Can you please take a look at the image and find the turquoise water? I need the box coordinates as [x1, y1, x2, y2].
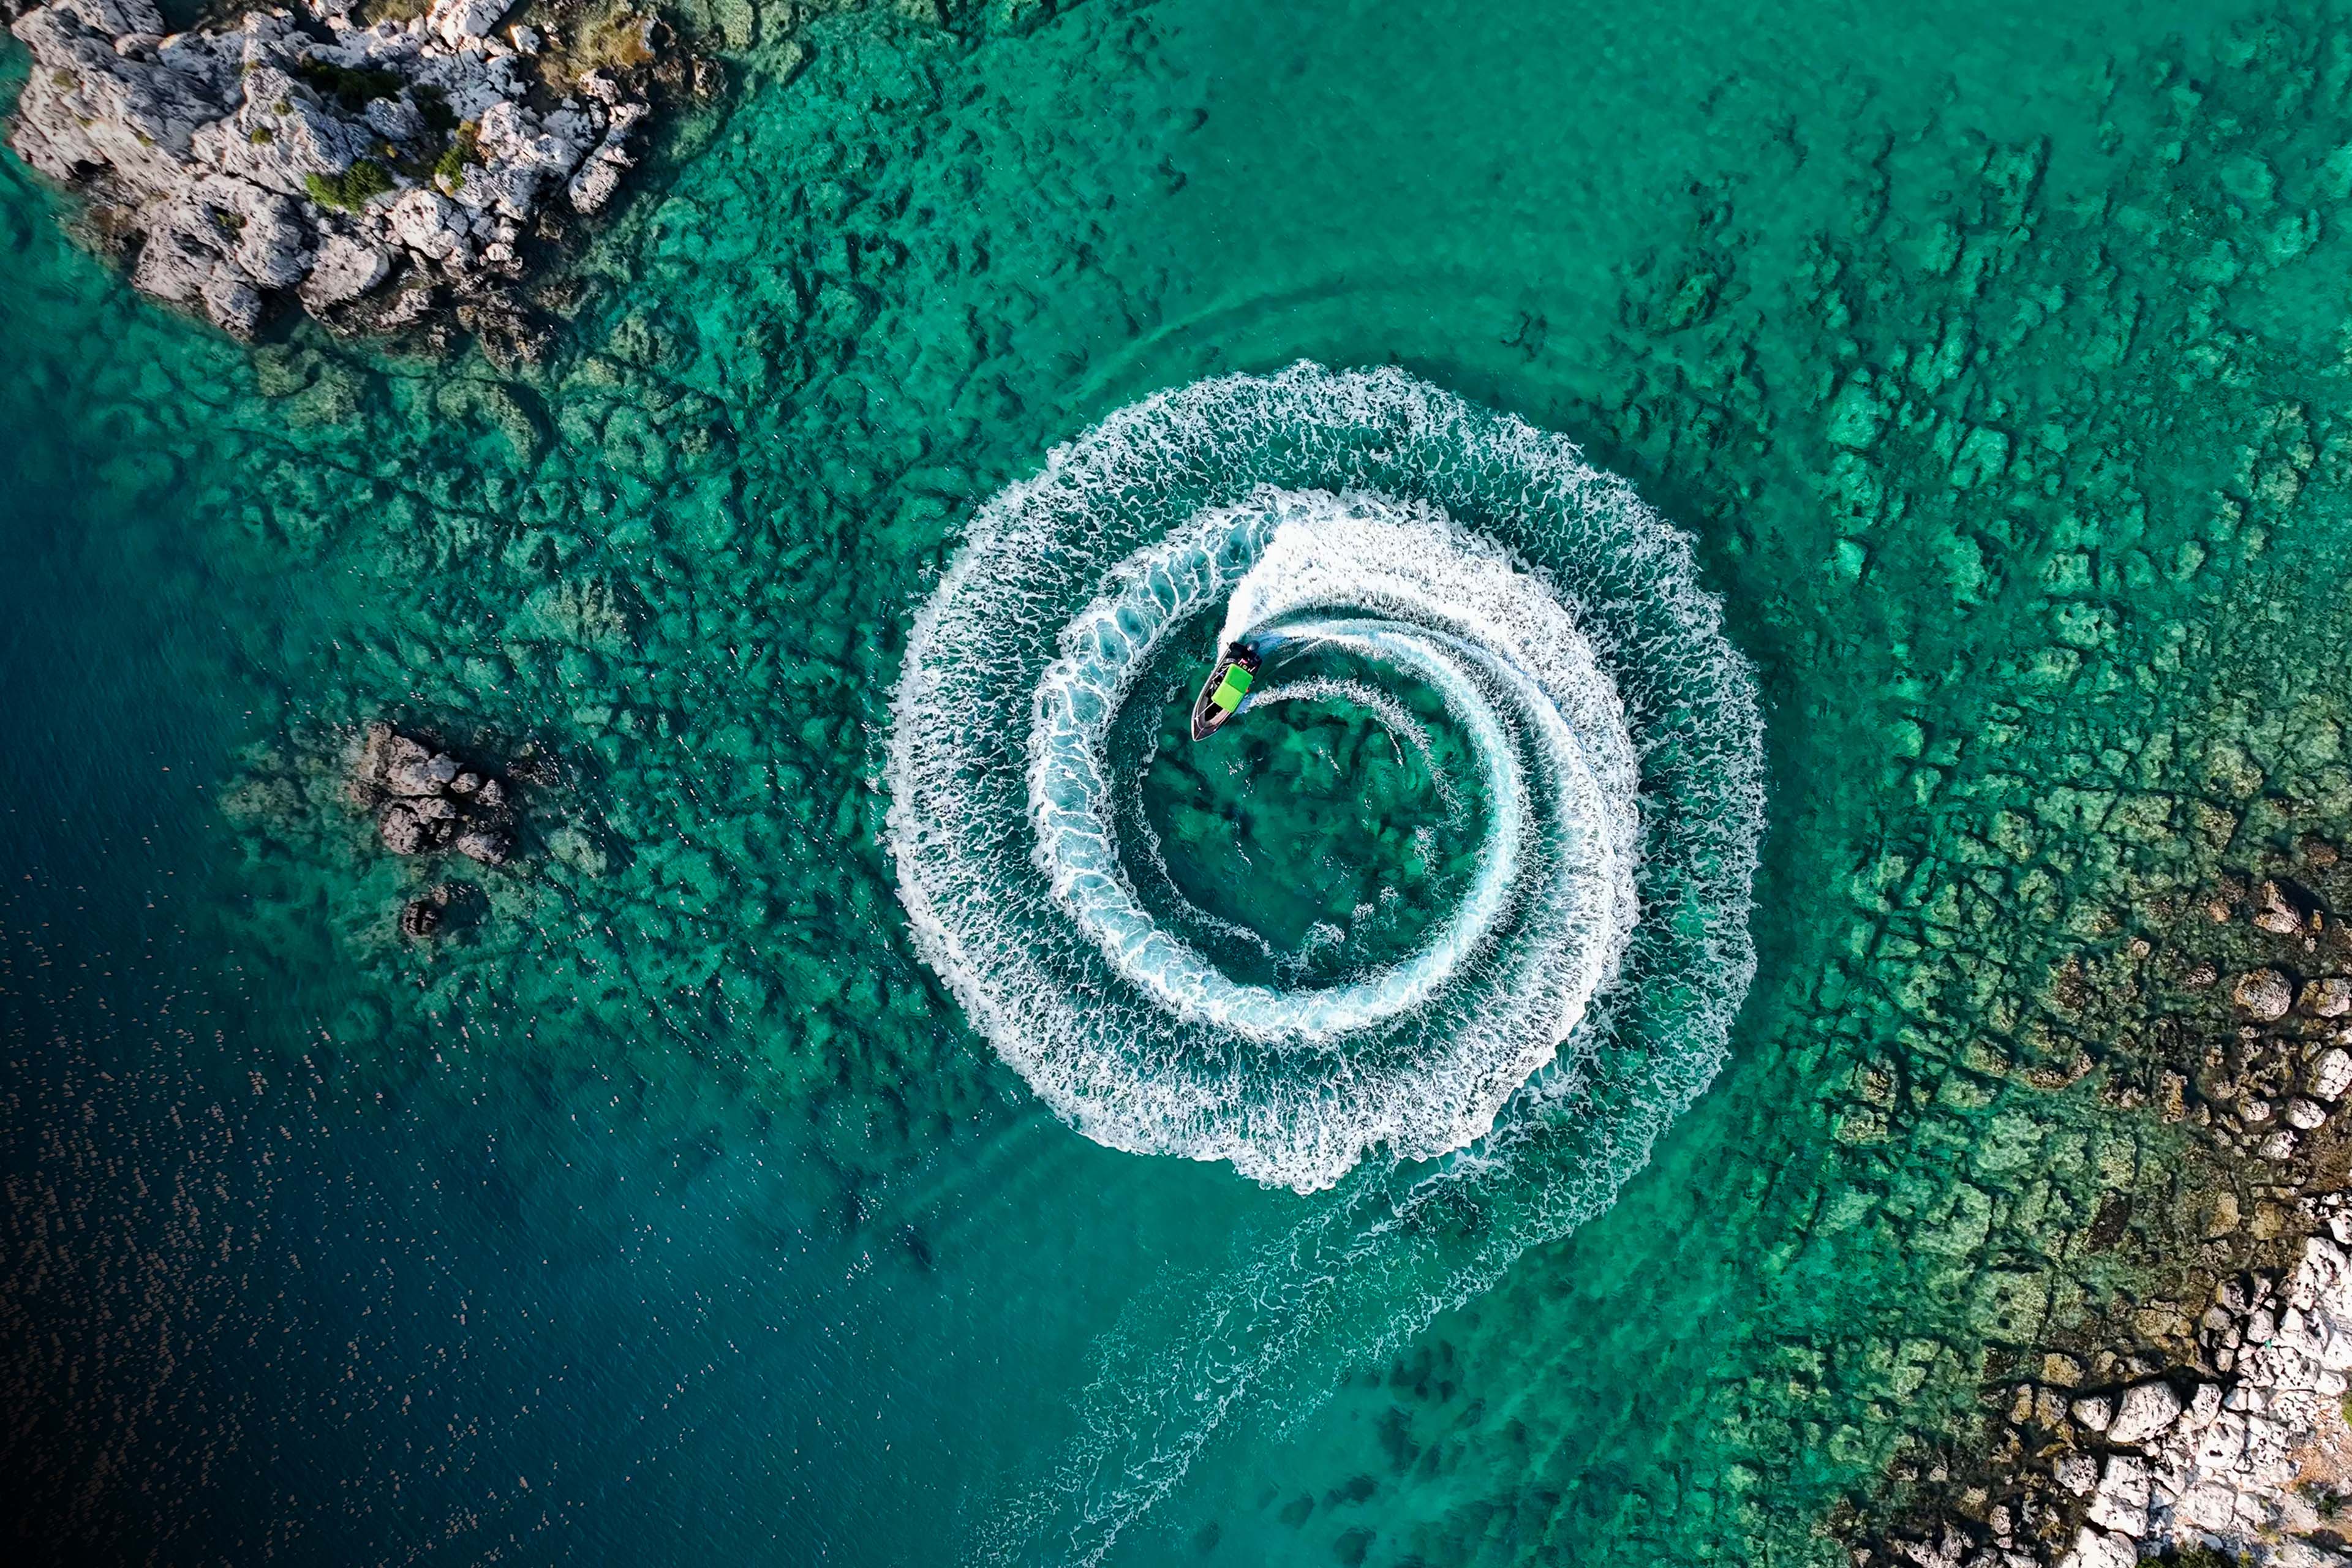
[11, 0, 2352, 1564]
[1145, 678, 1477, 979]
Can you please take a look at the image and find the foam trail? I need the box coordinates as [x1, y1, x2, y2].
[885, 365, 1763, 1558]
[901, 478, 1646, 1189]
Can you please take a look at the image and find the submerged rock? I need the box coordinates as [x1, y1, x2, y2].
[5, 0, 666, 342]
[399, 894, 442, 939]
[398, 881, 472, 940]
[1847, 844, 2352, 1568]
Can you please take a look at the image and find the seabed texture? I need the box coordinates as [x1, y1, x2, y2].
[12, 1, 2352, 1565]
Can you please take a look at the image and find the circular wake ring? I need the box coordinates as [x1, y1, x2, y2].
[887, 364, 1762, 1192]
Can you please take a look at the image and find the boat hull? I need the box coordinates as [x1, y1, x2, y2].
[1189, 644, 1261, 741]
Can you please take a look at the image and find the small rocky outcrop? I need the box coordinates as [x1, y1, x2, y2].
[398, 892, 443, 938]
[347, 720, 518, 867]
[6, 0, 683, 352]
[399, 880, 465, 938]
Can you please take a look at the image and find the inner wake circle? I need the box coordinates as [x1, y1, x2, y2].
[888, 365, 1762, 1193]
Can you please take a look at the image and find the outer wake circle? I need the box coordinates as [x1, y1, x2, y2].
[888, 365, 1762, 1192]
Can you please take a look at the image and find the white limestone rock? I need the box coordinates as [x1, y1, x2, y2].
[2086, 1454, 2150, 1536]
[2114, 1238, 2352, 1566]
[373, 278, 439, 328]
[128, 219, 214, 304]
[566, 101, 646, 214]
[2302, 978, 2352, 1019]
[2107, 1381, 2184, 1446]
[2175, 1480, 2241, 1533]
[2192, 1409, 2246, 1468]
[566, 154, 624, 216]
[9, 3, 224, 185]
[117, 176, 306, 335]
[449, 97, 593, 217]
[56, 0, 159, 33]
[426, 0, 509, 46]
[454, 827, 511, 865]
[2070, 1394, 2114, 1431]
[301, 231, 391, 307]
[2313, 1046, 2352, 1100]
[363, 94, 428, 143]
[192, 60, 378, 198]
[2062, 1526, 2136, 1568]
[386, 185, 472, 263]
[2182, 1381, 2223, 1428]
[380, 802, 427, 854]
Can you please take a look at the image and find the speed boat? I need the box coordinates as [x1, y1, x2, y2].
[1189, 642, 1261, 741]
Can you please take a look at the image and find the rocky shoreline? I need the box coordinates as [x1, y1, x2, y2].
[1855, 1215, 2352, 1568]
[2070, 1218, 2352, 1567]
[5, 0, 711, 356]
[1849, 839, 2352, 1568]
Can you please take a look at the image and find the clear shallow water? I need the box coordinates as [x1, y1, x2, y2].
[9, 1, 2352, 1565]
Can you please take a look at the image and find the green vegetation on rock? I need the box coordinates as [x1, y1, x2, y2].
[293, 56, 404, 110]
[303, 158, 393, 211]
[432, 124, 477, 190]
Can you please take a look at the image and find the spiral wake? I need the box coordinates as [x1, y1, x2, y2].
[888, 365, 1762, 1194]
